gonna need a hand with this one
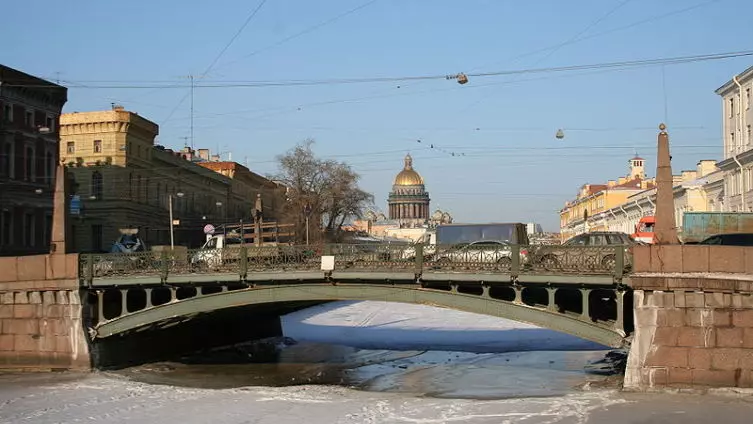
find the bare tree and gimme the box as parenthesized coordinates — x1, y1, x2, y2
(274, 140, 374, 242)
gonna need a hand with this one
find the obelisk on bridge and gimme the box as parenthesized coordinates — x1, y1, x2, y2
(653, 123, 678, 244)
(50, 161, 69, 254)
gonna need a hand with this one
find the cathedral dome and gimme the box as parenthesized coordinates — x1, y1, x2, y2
(393, 154, 424, 186)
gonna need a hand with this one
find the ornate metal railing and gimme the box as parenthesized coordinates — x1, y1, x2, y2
(80, 243, 630, 282)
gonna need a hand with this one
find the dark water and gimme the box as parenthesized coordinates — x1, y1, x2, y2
(111, 338, 622, 399)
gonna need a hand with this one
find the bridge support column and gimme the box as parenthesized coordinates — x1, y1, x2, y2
(145, 288, 153, 308)
(513, 285, 523, 305)
(580, 288, 591, 321)
(120, 289, 129, 316)
(614, 289, 626, 335)
(96, 290, 105, 323)
(546, 287, 557, 313)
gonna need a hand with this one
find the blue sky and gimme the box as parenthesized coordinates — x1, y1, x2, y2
(3, 0, 752, 230)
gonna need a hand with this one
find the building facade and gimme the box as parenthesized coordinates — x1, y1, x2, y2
(582, 160, 720, 239)
(387, 154, 430, 228)
(58, 106, 280, 251)
(560, 157, 655, 241)
(0, 65, 68, 256)
(716, 66, 753, 212)
(197, 161, 285, 222)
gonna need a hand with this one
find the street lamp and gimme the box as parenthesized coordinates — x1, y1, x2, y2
(169, 192, 184, 249)
(303, 204, 312, 245)
(215, 201, 224, 236)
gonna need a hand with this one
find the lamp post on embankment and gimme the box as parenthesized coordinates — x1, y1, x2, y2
(624, 124, 753, 391)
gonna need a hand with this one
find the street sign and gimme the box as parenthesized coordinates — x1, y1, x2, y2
(203, 224, 215, 234)
(70, 195, 81, 216)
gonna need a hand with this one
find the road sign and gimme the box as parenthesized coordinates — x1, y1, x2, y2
(203, 224, 215, 234)
(70, 195, 81, 216)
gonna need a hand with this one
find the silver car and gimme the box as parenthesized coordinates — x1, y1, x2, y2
(434, 240, 527, 265)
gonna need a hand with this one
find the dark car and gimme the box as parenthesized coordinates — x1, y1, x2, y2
(698, 233, 753, 246)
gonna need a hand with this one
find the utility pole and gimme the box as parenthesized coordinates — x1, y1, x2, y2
(189, 74, 195, 150)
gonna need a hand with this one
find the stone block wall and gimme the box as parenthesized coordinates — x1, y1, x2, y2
(625, 245, 753, 389)
(0, 254, 90, 370)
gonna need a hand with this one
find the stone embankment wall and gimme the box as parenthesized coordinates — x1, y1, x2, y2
(0, 254, 90, 369)
(625, 245, 753, 389)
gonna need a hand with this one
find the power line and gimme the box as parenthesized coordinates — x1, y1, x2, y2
(214, 0, 381, 72)
(28, 50, 752, 90)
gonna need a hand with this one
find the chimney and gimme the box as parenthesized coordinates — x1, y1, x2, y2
(618, 177, 626, 185)
(607, 180, 617, 187)
(696, 160, 718, 178)
(111, 104, 125, 111)
(198, 149, 210, 161)
(681, 170, 697, 182)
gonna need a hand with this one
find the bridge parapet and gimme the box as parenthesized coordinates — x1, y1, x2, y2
(625, 244, 753, 390)
(80, 243, 630, 287)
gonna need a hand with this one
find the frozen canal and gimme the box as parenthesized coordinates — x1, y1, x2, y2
(2, 301, 753, 423)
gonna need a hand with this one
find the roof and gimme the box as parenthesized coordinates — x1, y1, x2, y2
(0, 64, 67, 105)
(715, 65, 753, 95)
(613, 177, 653, 190)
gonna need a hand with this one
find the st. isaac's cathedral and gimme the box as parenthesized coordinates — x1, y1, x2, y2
(358, 154, 452, 236)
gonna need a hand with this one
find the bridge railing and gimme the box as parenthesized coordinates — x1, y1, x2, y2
(80, 243, 629, 282)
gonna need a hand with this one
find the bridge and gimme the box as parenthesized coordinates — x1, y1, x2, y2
(79, 243, 633, 349)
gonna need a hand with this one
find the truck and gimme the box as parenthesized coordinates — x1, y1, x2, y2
(632, 216, 656, 244)
(632, 213, 753, 244)
(679, 212, 753, 243)
(435, 223, 530, 245)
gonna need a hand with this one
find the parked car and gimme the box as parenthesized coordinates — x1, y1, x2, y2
(698, 233, 753, 246)
(433, 240, 528, 266)
(530, 232, 638, 271)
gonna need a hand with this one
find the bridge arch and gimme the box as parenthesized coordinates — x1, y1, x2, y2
(92, 284, 627, 348)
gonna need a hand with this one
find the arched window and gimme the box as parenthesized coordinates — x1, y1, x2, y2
(91, 171, 103, 199)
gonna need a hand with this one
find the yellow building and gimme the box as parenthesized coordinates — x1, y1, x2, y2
(559, 157, 656, 242)
(59, 105, 281, 251)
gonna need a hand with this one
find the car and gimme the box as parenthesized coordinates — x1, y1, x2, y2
(698, 233, 753, 246)
(529, 232, 638, 272)
(433, 240, 528, 266)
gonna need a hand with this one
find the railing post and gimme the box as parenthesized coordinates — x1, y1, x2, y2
(160, 250, 169, 283)
(414, 244, 424, 278)
(96, 290, 105, 324)
(120, 289, 129, 317)
(511, 244, 520, 278)
(546, 286, 557, 312)
(239, 246, 248, 281)
(614, 246, 624, 280)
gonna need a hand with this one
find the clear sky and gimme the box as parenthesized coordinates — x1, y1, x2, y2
(3, 0, 752, 230)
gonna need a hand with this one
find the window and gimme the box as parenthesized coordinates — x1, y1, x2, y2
(0, 210, 11, 246)
(43, 215, 51, 248)
(93, 140, 102, 153)
(91, 225, 103, 252)
(23, 213, 35, 247)
(91, 171, 103, 199)
(67, 142, 75, 154)
(24, 110, 32, 127)
(747, 88, 751, 110)
(730, 97, 735, 117)
(45, 116, 54, 132)
(45, 152, 53, 185)
(24, 147, 34, 181)
(2, 104, 11, 122)
(748, 125, 751, 145)
(0, 142, 11, 178)
(731, 132, 736, 148)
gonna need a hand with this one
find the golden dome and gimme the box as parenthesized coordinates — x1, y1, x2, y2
(393, 154, 424, 186)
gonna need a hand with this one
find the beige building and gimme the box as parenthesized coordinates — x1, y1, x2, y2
(585, 160, 720, 238)
(560, 157, 656, 241)
(59, 106, 281, 251)
(716, 66, 753, 212)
